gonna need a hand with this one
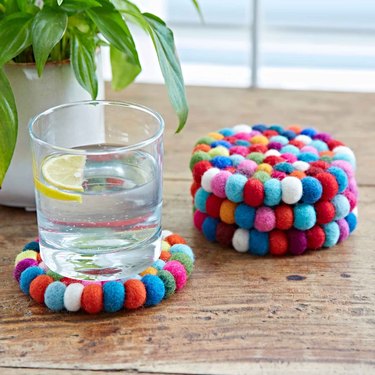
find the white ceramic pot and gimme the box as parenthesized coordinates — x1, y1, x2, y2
(0, 55, 104, 210)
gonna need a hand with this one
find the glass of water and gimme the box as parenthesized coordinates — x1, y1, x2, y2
(29, 101, 164, 281)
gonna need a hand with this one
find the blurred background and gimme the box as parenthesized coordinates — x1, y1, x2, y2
(103, 0, 375, 92)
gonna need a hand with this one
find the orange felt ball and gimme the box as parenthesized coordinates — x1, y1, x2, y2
(81, 284, 103, 314)
(289, 170, 306, 180)
(288, 124, 302, 134)
(124, 279, 146, 309)
(193, 144, 211, 153)
(165, 234, 186, 246)
(269, 230, 288, 256)
(36, 253, 42, 263)
(274, 204, 294, 230)
(160, 251, 172, 261)
(29, 275, 54, 304)
(219, 200, 237, 224)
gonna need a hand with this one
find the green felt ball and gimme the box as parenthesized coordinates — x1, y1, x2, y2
(46, 270, 63, 281)
(157, 270, 176, 299)
(195, 136, 215, 146)
(246, 152, 265, 164)
(170, 253, 194, 276)
(321, 155, 333, 163)
(253, 171, 271, 183)
(189, 151, 211, 171)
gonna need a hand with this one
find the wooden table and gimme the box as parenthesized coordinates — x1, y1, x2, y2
(1, 84, 374, 374)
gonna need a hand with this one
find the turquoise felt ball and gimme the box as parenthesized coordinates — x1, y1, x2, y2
(103, 281, 125, 313)
(44, 281, 66, 311)
(294, 204, 316, 230)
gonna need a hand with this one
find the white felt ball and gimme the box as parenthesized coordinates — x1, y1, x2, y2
(281, 176, 303, 204)
(352, 206, 358, 217)
(201, 167, 220, 192)
(293, 160, 310, 172)
(161, 229, 173, 239)
(232, 228, 250, 253)
(64, 283, 84, 312)
(295, 134, 312, 145)
(265, 149, 281, 157)
(233, 124, 252, 134)
(333, 146, 356, 159)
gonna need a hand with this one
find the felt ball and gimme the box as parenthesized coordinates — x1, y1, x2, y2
(337, 219, 350, 242)
(13, 258, 38, 282)
(211, 140, 232, 149)
(298, 152, 319, 163)
(232, 228, 250, 253)
(267, 142, 283, 151)
(264, 156, 285, 167)
(163, 260, 187, 290)
(157, 270, 176, 299)
(269, 230, 288, 256)
(301, 176, 322, 204)
(343, 190, 357, 211)
(282, 130, 297, 140)
(327, 139, 344, 150)
(316, 172, 339, 201)
(220, 200, 237, 224)
(265, 149, 281, 157)
(63, 283, 84, 312)
(306, 225, 325, 249)
(202, 217, 219, 242)
(310, 139, 329, 152)
(274, 204, 294, 230)
(293, 160, 310, 172)
(165, 234, 187, 246)
(123, 279, 146, 309)
(289, 170, 306, 180)
(274, 162, 294, 174)
(331, 160, 354, 179)
(225, 173, 248, 202)
(282, 153, 298, 163)
(233, 124, 252, 133)
(288, 229, 307, 255)
(142, 275, 165, 307)
(250, 134, 268, 145)
(264, 178, 282, 206)
(327, 166, 348, 193)
(46, 270, 63, 281)
(301, 128, 317, 137)
(211, 170, 232, 198)
(237, 159, 258, 177)
(23, 241, 40, 252)
(211, 156, 233, 169)
(280, 145, 300, 156)
(247, 152, 265, 164)
(152, 259, 166, 271)
(219, 128, 235, 136)
(269, 135, 289, 145)
(206, 195, 223, 218)
(281, 176, 303, 204)
(81, 284, 103, 314)
(190, 181, 200, 197)
(201, 167, 220, 192)
(19, 266, 45, 295)
(192, 160, 212, 184)
(161, 230, 173, 239)
(170, 253, 194, 276)
(323, 222, 340, 248)
(193, 143, 211, 153)
(252, 124, 268, 132)
(271, 171, 287, 180)
(160, 250, 172, 261)
(139, 267, 158, 276)
(333, 145, 355, 160)
(254, 207, 276, 232)
(253, 171, 271, 183)
(294, 204, 316, 230)
(288, 124, 302, 134)
(29, 275, 54, 304)
(269, 125, 284, 133)
(315, 201, 335, 225)
(161, 241, 171, 253)
(170, 244, 195, 262)
(208, 146, 230, 158)
(208, 131, 225, 140)
(230, 154, 245, 167)
(244, 179, 264, 207)
(190, 151, 211, 171)
(44, 281, 66, 311)
(38, 261, 48, 272)
(333, 152, 356, 168)
(195, 136, 216, 146)
(349, 178, 359, 197)
(194, 188, 210, 213)
(193, 210, 207, 231)
(216, 222, 236, 247)
(345, 212, 357, 233)
(234, 203, 256, 229)
(230, 145, 249, 157)
(332, 194, 350, 220)
(103, 281, 125, 313)
(250, 144, 268, 154)
(249, 230, 269, 256)
(295, 134, 312, 144)
(15, 250, 38, 265)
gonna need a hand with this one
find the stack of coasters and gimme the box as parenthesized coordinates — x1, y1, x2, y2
(190, 124, 358, 256)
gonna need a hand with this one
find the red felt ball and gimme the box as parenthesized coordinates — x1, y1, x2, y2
(306, 225, 326, 249)
(165, 234, 187, 246)
(289, 139, 305, 149)
(263, 130, 279, 138)
(160, 251, 172, 261)
(192, 160, 212, 184)
(306, 167, 325, 177)
(124, 279, 146, 309)
(206, 194, 224, 218)
(315, 201, 335, 224)
(216, 222, 236, 247)
(327, 139, 344, 150)
(81, 284, 103, 314)
(263, 155, 284, 166)
(60, 277, 78, 286)
(29, 275, 54, 304)
(274, 204, 294, 230)
(224, 136, 237, 144)
(316, 172, 339, 201)
(269, 230, 288, 256)
(193, 210, 207, 231)
(249, 144, 268, 153)
(244, 179, 264, 207)
(310, 160, 329, 170)
(190, 181, 200, 198)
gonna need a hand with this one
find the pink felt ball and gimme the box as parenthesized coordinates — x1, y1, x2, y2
(237, 159, 257, 177)
(229, 146, 249, 157)
(282, 153, 298, 163)
(271, 170, 287, 180)
(337, 219, 350, 242)
(301, 146, 319, 155)
(254, 207, 276, 232)
(331, 160, 354, 179)
(163, 260, 187, 290)
(211, 171, 232, 198)
(193, 210, 207, 231)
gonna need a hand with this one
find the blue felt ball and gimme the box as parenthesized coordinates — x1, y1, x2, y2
(281, 130, 297, 140)
(301, 176, 322, 204)
(294, 204, 316, 230)
(310, 140, 329, 152)
(23, 241, 40, 252)
(332, 194, 350, 220)
(211, 140, 232, 149)
(269, 135, 289, 146)
(269, 125, 284, 134)
(230, 154, 245, 167)
(44, 281, 66, 311)
(219, 128, 235, 137)
(252, 124, 268, 132)
(280, 145, 300, 156)
(225, 174, 248, 203)
(194, 188, 210, 213)
(249, 230, 269, 256)
(323, 222, 340, 248)
(19, 266, 45, 295)
(274, 162, 295, 174)
(152, 259, 167, 270)
(142, 275, 165, 307)
(327, 166, 349, 193)
(103, 281, 125, 313)
(301, 128, 317, 137)
(235, 139, 250, 146)
(235, 204, 256, 229)
(333, 153, 356, 168)
(298, 152, 319, 162)
(170, 244, 195, 261)
(345, 212, 357, 233)
(264, 178, 282, 206)
(211, 156, 233, 169)
(202, 217, 219, 241)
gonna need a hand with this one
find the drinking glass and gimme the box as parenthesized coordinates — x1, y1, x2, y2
(29, 101, 164, 281)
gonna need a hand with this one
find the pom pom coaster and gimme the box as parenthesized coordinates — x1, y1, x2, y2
(14, 231, 195, 314)
(191, 124, 358, 256)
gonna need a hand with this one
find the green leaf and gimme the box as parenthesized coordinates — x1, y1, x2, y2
(143, 13, 188, 132)
(70, 30, 98, 99)
(16, 0, 38, 14)
(191, 0, 203, 22)
(32, 7, 68, 76)
(110, 45, 141, 90)
(57, 0, 64, 5)
(0, 67, 18, 187)
(86, 5, 139, 65)
(0, 12, 33, 65)
(60, 0, 101, 12)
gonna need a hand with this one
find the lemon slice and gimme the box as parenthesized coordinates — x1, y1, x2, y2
(34, 178, 82, 203)
(42, 154, 86, 192)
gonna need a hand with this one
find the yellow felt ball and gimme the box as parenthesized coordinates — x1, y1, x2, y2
(161, 240, 171, 252)
(14, 250, 38, 265)
(139, 267, 158, 276)
(257, 163, 273, 174)
(220, 200, 237, 224)
(208, 132, 224, 140)
(208, 146, 230, 158)
(250, 135, 269, 145)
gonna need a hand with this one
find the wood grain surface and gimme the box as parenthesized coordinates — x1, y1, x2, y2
(0, 84, 374, 375)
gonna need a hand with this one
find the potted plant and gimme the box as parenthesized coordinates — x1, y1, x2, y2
(0, 0, 200, 208)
